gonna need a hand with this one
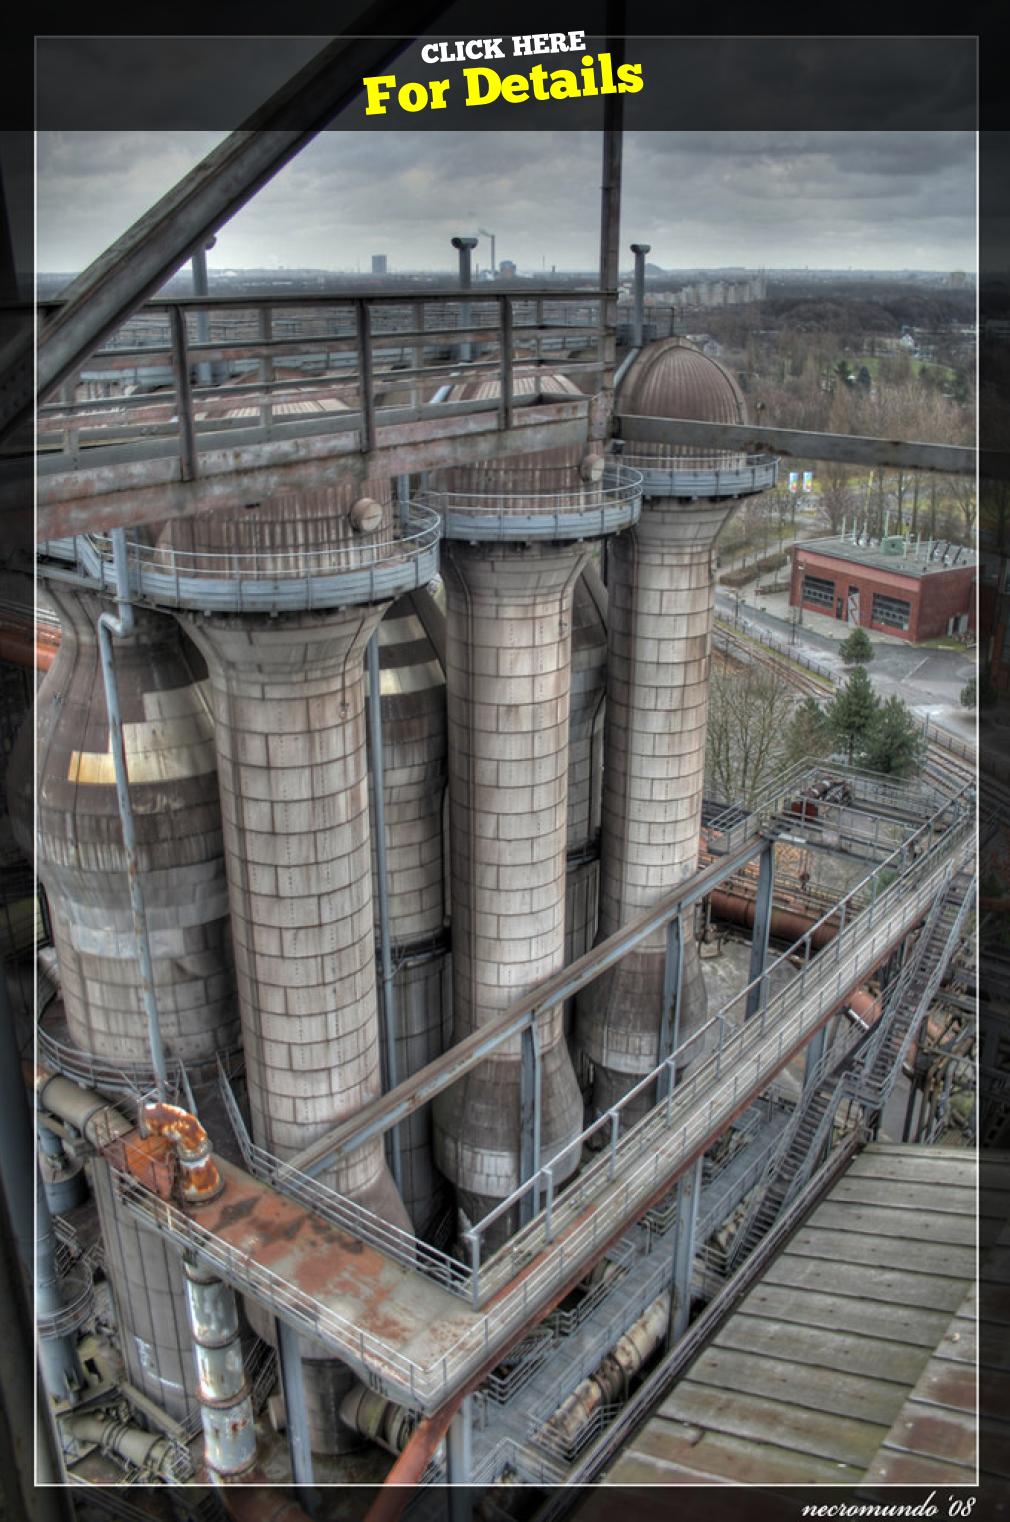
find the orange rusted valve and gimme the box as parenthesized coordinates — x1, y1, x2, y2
(142, 1101, 224, 1204)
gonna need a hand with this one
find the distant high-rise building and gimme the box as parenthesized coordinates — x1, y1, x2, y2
(499, 259, 517, 279)
(371, 254, 388, 275)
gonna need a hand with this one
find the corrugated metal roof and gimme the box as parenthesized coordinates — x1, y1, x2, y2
(598, 1142, 976, 1487)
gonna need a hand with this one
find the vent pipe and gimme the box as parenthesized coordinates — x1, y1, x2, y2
(630, 243, 650, 349)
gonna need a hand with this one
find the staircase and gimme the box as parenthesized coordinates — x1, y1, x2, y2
(728, 867, 975, 1270)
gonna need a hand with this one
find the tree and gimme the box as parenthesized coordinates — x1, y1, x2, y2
(827, 666, 879, 762)
(705, 664, 797, 808)
(960, 676, 976, 708)
(785, 696, 834, 765)
(857, 366, 872, 389)
(857, 695, 926, 778)
(839, 626, 874, 665)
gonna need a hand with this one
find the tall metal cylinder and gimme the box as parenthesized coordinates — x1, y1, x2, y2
(165, 477, 412, 1452)
(433, 531, 587, 1235)
(578, 342, 764, 1119)
(8, 586, 240, 1418)
(365, 593, 450, 1238)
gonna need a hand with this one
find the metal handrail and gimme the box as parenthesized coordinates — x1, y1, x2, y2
(216, 1057, 469, 1294)
(112, 810, 971, 1412)
(416, 464, 643, 514)
(87, 504, 441, 581)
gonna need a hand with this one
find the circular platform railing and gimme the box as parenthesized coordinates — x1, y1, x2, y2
(416, 463, 642, 542)
(75, 504, 442, 613)
(618, 451, 778, 500)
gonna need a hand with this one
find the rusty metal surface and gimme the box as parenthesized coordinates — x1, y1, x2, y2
(104, 1132, 176, 1200)
(32, 401, 590, 541)
(143, 1100, 223, 1201)
(603, 1142, 977, 1486)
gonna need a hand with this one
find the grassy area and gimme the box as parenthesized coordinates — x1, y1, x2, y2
(915, 635, 976, 652)
(841, 353, 958, 385)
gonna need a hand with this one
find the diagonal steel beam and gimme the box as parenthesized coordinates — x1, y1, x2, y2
(3, 3, 448, 440)
(616, 413, 976, 476)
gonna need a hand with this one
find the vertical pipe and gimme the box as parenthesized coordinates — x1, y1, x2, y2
(518, 1020, 541, 1225)
(35, 1169, 83, 1405)
(182, 1255, 257, 1483)
(745, 842, 775, 1021)
(657, 913, 684, 1098)
(367, 629, 402, 1195)
(276, 1317, 315, 1490)
(96, 530, 169, 1096)
(445, 1394, 473, 1521)
(667, 1155, 702, 1347)
(630, 243, 650, 348)
(451, 236, 478, 364)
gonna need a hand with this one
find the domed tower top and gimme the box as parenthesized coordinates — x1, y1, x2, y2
(615, 340, 777, 497)
(617, 339, 747, 432)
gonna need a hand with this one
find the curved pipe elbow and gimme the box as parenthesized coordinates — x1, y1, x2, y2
(142, 1101, 223, 1202)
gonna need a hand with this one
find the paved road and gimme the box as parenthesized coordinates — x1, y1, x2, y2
(715, 592, 977, 744)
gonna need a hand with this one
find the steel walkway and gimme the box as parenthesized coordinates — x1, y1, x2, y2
(110, 811, 972, 1415)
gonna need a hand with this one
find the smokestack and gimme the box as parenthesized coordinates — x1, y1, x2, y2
(630, 243, 651, 348)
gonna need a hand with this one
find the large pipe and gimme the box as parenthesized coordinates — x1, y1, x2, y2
(708, 892, 839, 950)
(182, 1254, 258, 1483)
(141, 1100, 224, 1203)
(35, 1168, 84, 1405)
(96, 528, 169, 1096)
(363, 1406, 459, 1522)
(61, 1411, 189, 1482)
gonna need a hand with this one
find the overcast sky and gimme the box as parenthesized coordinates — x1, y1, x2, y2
(36, 130, 977, 275)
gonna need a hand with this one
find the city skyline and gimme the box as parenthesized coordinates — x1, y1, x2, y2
(37, 130, 977, 278)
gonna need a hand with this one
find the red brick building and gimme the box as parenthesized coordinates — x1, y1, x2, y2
(789, 535, 975, 643)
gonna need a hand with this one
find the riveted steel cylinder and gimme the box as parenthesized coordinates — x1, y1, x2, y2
(8, 586, 241, 1418)
(433, 529, 589, 1235)
(577, 343, 767, 1119)
(168, 479, 412, 1453)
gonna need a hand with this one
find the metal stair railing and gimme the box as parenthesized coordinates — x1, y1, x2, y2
(845, 876, 976, 1113)
(726, 1012, 870, 1269)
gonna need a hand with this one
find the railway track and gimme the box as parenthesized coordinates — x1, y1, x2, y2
(713, 620, 977, 791)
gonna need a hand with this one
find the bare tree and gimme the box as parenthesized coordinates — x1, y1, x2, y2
(705, 663, 798, 808)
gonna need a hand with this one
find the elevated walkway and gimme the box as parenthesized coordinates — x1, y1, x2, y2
(105, 810, 971, 1414)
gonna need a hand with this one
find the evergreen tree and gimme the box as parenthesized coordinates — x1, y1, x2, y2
(857, 695, 926, 778)
(827, 666, 879, 762)
(786, 696, 833, 764)
(839, 626, 874, 665)
(960, 676, 976, 708)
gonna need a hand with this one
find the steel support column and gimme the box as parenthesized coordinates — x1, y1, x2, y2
(667, 1155, 702, 1348)
(745, 843, 775, 1021)
(276, 1317, 315, 1490)
(518, 1020, 542, 1226)
(656, 913, 684, 1100)
(445, 1395, 473, 1522)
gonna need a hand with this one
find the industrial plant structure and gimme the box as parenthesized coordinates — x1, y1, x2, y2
(0, 45, 982, 1522)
